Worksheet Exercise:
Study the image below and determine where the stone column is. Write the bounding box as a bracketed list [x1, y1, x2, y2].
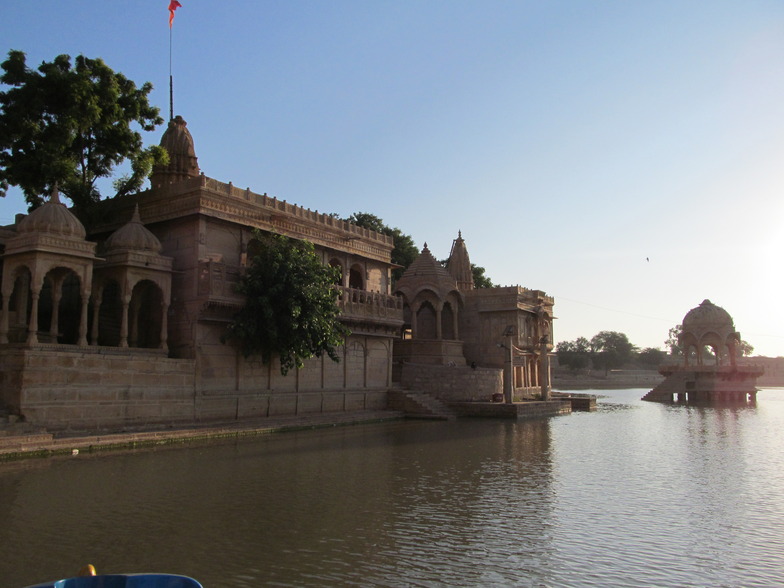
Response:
[540, 351, 551, 401]
[119, 296, 130, 348]
[78, 291, 90, 346]
[27, 291, 40, 344]
[129, 298, 140, 347]
[0, 283, 12, 344]
[50, 278, 63, 340]
[160, 301, 169, 352]
[89, 289, 102, 345]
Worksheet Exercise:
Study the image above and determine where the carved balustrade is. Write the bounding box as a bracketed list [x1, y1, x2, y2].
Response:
[196, 261, 404, 327]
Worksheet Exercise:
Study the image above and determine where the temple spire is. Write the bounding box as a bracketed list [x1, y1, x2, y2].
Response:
[446, 230, 474, 292]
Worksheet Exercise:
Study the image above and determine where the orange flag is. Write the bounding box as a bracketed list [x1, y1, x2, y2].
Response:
[169, 1, 182, 28]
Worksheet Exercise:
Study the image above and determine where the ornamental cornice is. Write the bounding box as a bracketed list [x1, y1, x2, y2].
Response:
[96, 250, 173, 272]
[3, 233, 97, 259]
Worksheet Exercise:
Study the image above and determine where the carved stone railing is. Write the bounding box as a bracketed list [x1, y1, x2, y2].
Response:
[196, 262, 404, 327]
[335, 286, 404, 326]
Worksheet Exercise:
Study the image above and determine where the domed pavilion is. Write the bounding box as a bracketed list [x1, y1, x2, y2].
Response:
[643, 300, 763, 404]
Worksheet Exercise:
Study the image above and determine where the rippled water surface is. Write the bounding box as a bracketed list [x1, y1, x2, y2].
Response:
[3, 389, 784, 587]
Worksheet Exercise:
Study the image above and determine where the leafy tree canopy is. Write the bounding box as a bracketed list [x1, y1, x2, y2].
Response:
[590, 330, 638, 373]
[223, 232, 350, 375]
[0, 50, 167, 214]
[665, 324, 683, 356]
[555, 336, 591, 371]
[471, 264, 496, 288]
[638, 347, 668, 366]
[345, 212, 419, 282]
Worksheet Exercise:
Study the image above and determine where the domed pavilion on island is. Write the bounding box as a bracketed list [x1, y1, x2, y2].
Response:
[643, 299, 764, 404]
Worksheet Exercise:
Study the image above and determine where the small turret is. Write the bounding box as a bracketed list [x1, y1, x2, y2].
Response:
[446, 230, 474, 292]
[151, 115, 200, 188]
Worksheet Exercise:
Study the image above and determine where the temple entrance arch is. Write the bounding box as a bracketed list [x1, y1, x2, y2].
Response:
[37, 269, 83, 345]
[93, 279, 123, 346]
[416, 300, 437, 339]
[128, 280, 164, 349]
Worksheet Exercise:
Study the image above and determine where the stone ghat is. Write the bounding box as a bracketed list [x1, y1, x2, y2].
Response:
[0, 410, 404, 461]
[450, 400, 571, 419]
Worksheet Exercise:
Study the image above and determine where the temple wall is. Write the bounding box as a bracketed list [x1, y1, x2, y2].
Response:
[400, 363, 502, 402]
[0, 347, 196, 431]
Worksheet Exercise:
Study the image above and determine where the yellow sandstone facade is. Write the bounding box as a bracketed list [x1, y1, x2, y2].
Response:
[0, 116, 555, 431]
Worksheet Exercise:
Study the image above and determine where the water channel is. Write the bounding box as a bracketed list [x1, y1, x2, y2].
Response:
[2, 388, 784, 587]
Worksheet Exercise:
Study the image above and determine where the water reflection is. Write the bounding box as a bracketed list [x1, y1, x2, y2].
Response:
[2, 391, 784, 587]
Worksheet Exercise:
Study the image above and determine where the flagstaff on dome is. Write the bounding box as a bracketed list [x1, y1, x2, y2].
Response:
[168, 1, 182, 120]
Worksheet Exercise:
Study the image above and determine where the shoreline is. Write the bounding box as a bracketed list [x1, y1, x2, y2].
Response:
[0, 410, 405, 462]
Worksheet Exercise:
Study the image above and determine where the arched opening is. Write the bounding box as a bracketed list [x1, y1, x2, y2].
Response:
[401, 303, 412, 339]
[416, 301, 437, 339]
[129, 280, 163, 348]
[96, 280, 123, 346]
[36, 268, 82, 344]
[349, 264, 364, 290]
[8, 268, 33, 342]
[441, 301, 455, 340]
[57, 272, 82, 344]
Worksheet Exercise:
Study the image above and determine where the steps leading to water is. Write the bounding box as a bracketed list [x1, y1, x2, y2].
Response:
[387, 389, 458, 421]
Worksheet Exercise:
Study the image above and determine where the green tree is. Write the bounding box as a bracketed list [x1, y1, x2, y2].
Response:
[665, 324, 683, 356]
[590, 331, 637, 374]
[0, 50, 167, 214]
[345, 212, 419, 282]
[471, 264, 496, 288]
[638, 347, 667, 367]
[556, 336, 591, 371]
[223, 232, 350, 375]
[739, 339, 754, 357]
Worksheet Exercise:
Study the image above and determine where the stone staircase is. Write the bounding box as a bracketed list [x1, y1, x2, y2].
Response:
[387, 389, 458, 421]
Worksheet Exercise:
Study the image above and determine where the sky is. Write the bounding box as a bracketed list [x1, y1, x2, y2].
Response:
[1, 1, 783, 357]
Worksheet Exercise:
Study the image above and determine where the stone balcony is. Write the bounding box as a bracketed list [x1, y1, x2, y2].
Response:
[335, 286, 404, 331]
[196, 260, 404, 331]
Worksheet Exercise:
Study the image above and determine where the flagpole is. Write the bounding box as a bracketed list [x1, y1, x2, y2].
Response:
[169, 24, 174, 121]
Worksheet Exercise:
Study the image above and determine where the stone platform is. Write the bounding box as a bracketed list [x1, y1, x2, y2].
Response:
[450, 400, 571, 419]
[0, 410, 405, 461]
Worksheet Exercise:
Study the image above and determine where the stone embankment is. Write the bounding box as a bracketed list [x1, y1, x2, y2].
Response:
[552, 369, 664, 390]
[0, 410, 404, 461]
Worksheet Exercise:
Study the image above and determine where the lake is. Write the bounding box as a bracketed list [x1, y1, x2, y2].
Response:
[2, 388, 783, 587]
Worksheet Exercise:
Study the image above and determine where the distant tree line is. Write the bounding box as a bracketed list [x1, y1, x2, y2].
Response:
[557, 325, 755, 374]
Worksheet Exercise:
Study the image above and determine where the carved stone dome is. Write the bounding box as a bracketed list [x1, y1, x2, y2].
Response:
[151, 115, 200, 187]
[394, 243, 460, 300]
[104, 205, 162, 253]
[16, 187, 86, 239]
[682, 299, 734, 331]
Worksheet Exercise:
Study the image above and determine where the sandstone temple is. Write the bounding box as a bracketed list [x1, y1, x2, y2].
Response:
[0, 116, 555, 431]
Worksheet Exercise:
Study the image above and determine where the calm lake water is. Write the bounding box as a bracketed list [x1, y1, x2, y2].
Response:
[2, 388, 784, 587]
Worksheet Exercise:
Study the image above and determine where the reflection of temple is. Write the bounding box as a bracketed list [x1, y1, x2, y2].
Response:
[0, 116, 404, 430]
[392, 232, 555, 402]
[643, 300, 763, 404]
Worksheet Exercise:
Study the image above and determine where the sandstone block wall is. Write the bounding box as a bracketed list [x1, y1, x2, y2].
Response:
[400, 363, 502, 402]
[2, 347, 196, 431]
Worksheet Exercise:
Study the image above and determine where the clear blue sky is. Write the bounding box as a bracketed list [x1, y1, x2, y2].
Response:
[2, 1, 783, 356]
